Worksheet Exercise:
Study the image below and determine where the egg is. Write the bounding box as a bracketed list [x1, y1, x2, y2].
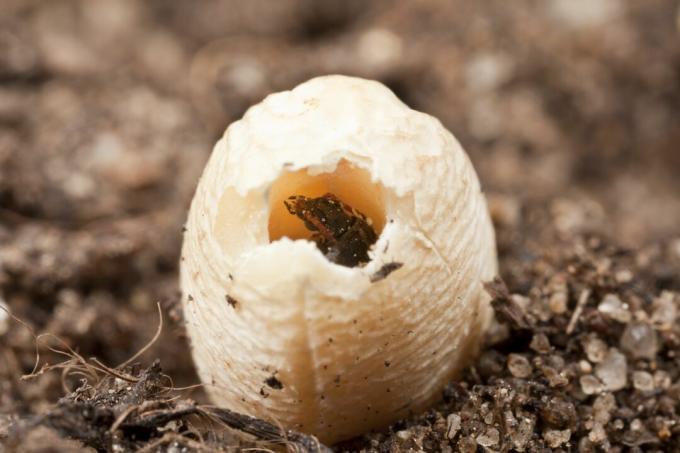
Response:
[180, 75, 497, 443]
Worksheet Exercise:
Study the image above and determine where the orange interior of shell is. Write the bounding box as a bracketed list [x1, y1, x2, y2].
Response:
[268, 160, 385, 242]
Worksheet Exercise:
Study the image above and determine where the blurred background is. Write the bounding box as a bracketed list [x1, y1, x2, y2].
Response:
[1, 0, 679, 447]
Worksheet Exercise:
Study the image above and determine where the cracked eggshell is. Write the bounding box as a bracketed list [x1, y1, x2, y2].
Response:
[181, 75, 498, 443]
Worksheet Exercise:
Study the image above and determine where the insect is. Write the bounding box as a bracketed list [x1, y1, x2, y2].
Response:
[283, 193, 378, 267]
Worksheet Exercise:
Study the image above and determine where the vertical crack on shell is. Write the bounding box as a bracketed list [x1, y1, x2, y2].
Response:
[296, 279, 321, 432]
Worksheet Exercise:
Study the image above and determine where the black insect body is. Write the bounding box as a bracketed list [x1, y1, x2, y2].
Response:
[284, 193, 378, 267]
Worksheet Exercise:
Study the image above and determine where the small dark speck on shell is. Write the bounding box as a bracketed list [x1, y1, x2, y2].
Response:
[370, 262, 404, 283]
[225, 295, 239, 308]
[264, 375, 283, 390]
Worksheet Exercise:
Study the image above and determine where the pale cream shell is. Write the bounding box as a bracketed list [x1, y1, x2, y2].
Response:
[180, 75, 497, 443]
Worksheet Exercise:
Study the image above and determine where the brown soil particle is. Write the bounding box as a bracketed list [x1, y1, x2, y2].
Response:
[1, 1, 680, 452]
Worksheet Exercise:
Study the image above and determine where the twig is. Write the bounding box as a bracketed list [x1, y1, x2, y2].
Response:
[200, 406, 333, 453]
[118, 302, 164, 369]
[567, 289, 590, 334]
[484, 277, 531, 331]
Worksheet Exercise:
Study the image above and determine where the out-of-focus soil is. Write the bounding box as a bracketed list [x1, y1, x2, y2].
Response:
[1, 1, 679, 451]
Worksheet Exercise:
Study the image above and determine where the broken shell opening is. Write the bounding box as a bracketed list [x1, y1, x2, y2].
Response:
[268, 160, 386, 243]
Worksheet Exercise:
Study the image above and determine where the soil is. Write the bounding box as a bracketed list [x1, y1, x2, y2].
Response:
[1, 1, 679, 452]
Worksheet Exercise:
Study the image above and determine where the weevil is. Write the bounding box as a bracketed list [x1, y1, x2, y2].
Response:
[284, 193, 378, 267]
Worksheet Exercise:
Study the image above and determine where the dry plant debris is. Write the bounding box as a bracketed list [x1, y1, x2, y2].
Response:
[7, 361, 331, 453]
